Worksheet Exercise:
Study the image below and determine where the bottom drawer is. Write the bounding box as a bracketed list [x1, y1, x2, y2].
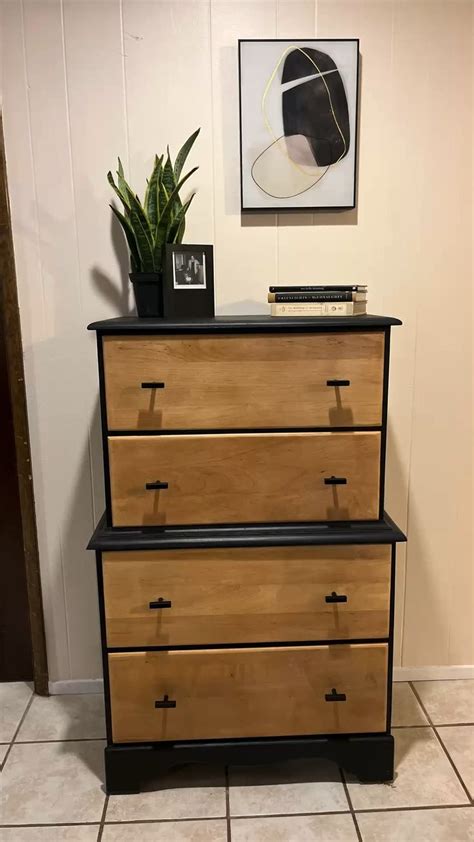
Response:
[108, 643, 388, 743]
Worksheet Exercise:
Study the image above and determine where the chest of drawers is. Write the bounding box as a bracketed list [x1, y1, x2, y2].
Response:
[88, 314, 405, 795]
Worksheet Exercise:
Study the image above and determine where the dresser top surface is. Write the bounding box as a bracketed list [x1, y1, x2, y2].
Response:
[88, 314, 402, 333]
[88, 512, 406, 551]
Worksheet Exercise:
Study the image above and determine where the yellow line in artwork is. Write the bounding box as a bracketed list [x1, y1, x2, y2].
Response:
[261, 45, 347, 174]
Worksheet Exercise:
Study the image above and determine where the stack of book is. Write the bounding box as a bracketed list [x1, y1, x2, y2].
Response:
[268, 285, 368, 317]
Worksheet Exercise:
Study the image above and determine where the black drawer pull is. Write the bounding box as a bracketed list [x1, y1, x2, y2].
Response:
[145, 480, 169, 490]
[326, 379, 350, 387]
[154, 694, 176, 709]
[325, 591, 348, 604]
[149, 598, 172, 609]
[324, 476, 347, 485]
[141, 381, 165, 389]
[325, 688, 346, 702]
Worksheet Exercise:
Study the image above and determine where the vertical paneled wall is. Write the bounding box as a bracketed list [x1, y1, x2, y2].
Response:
[1, 0, 472, 682]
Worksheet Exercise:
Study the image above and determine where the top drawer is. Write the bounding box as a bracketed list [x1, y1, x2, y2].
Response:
[102, 332, 385, 431]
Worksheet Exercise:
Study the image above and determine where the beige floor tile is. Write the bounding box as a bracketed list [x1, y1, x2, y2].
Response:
[0, 682, 33, 741]
[106, 765, 226, 821]
[229, 758, 348, 817]
[347, 727, 469, 810]
[392, 682, 428, 726]
[17, 693, 106, 741]
[413, 680, 474, 725]
[231, 813, 358, 841]
[0, 740, 106, 824]
[0, 828, 99, 841]
[102, 820, 228, 841]
[437, 725, 474, 798]
[0, 743, 9, 764]
[357, 807, 474, 842]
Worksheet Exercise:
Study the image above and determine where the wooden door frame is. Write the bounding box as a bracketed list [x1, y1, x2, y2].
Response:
[0, 114, 49, 695]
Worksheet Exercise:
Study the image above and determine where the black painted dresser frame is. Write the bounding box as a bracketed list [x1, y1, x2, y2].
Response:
[87, 315, 405, 795]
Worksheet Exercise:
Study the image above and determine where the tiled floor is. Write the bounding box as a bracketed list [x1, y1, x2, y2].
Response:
[1, 681, 473, 841]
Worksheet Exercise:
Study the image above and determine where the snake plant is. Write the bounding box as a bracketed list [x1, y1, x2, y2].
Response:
[107, 128, 200, 274]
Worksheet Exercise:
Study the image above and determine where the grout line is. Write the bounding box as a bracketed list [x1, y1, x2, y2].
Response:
[391, 724, 431, 730]
[2, 806, 474, 830]
[15, 738, 106, 744]
[103, 816, 226, 825]
[230, 810, 351, 820]
[96, 794, 109, 842]
[0, 824, 101, 829]
[225, 765, 231, 841]
[1, 692, 34, 770]
[435, 722, 474, 728]
[409, 683, 473, 803]
[433, 726, 474, 804]
[340, 768, 362, 841]
[355, 803, 474, 814]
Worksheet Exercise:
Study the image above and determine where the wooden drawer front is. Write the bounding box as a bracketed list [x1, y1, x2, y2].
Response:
[108, 643, 388, 742]
[108, 431, 381, 526]
[102, 332, 384, 430]
[103, 545, 391, 647]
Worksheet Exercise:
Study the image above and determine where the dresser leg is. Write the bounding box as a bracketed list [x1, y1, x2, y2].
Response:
[104, 745, 174, 794]
[340, 734, 395, 783]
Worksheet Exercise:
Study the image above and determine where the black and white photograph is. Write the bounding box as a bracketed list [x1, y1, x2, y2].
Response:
[239, 39, 359, 211]
[172, 250, 207, 289]
[164, 243, 215, 318]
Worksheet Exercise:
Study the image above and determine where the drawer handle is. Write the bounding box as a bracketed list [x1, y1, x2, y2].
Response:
[145, 480, 169, 490]
[141, 381, 165, 389]
[324, 476, 347, 485]
[154, 694, 176, 709]
[325, 591, 348, 604]
[325, 688, 347, 702]
[149, 598, 172, 609]
[326, 379, 350, 387]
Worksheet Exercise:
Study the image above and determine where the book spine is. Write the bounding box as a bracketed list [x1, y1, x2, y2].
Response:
[270, 302, 366, 316]
[269, 285, 366, 293]
[268, 292, 354, 303]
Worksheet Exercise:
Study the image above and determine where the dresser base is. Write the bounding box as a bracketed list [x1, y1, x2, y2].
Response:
[104, 733, 394, 794]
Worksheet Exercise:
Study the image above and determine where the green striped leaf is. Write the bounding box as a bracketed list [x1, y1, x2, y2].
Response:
[110, 204, 141, 270]
[107, 171, 131, 212]
[144, 155, 163, 228]
[168, 193, 195, 243]
[153, 166, 198, 263]
[174, 128, 200, 181]
[125, 188, 155, 271]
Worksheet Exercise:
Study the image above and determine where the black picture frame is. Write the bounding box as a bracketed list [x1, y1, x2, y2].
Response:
[238, 39, 360, 213]
[163, 244, 215, 319]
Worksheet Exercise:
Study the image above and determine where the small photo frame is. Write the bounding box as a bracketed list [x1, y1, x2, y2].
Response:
[164, 244, 214, 318]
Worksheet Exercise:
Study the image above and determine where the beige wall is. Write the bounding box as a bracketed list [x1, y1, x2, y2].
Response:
[1, 0, 472, 683]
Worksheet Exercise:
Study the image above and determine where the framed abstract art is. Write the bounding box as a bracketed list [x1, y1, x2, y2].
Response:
[238, 39, 359, 212]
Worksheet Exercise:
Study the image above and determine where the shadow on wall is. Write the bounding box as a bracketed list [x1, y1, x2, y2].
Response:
[385, 423, 449, 671]
[58, 395, 104, 679]
[91, 210, 134, 316]
[216, 299, 268, 315]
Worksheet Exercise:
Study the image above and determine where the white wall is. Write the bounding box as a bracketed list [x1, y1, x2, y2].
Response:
[1, 0, 472, 683]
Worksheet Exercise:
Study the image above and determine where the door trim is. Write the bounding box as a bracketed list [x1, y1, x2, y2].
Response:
[0, 114, 48, 695]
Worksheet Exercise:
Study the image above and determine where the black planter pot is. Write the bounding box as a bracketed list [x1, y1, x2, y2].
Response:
[129, 272, 163, 318]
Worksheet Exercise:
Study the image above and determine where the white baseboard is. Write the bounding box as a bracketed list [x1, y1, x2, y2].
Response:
[49, 666, 474, 695]
[393, 665, 474, 681]
[49, 679, 104, 695]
